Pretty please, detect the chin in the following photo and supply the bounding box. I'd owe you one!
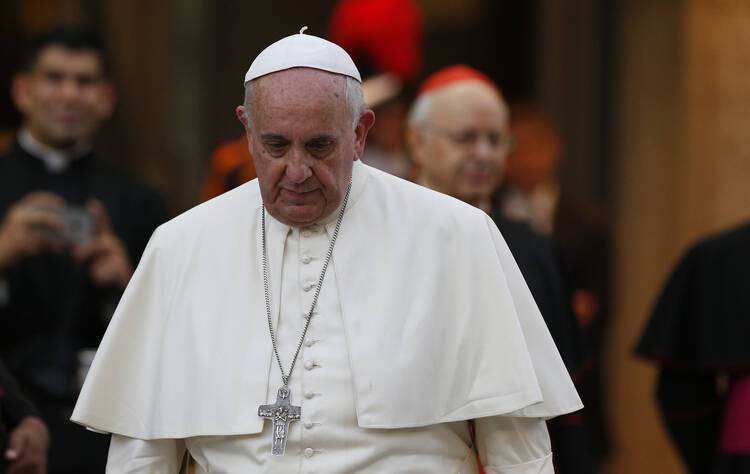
[46,129,87,147]
[278,207,324,226]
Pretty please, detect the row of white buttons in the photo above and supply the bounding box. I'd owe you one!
[301,226,320,238]
[300,224,324,463]
[300,221,321,459]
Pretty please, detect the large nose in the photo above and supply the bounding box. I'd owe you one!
[60,77,82,103]
[474,134,495,162]
[285,149,313,183]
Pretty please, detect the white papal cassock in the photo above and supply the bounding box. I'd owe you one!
[72,160,582,473]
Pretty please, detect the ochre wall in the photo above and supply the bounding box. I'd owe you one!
[607,1,750,473]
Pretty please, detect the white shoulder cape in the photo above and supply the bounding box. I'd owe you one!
[72,161,581,439]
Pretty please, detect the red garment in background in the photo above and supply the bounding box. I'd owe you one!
[329,0,423,81]
[201,137,256,201]
[720,373,750,453]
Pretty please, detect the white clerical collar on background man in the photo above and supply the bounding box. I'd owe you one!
[18,128,91,174]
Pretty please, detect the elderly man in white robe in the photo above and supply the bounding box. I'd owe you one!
[71,29,581,473]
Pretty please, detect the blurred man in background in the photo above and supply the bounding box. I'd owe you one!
[637,221,750,474]
[496,104,611,468]
[200,136,256,201]
[0,27,166,473]
[407,65,593,473]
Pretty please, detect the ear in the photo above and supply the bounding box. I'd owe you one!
[236,105,255,151]
[10,73,31,114]
[406,125,429,168]
[236,105,250,130]
[352,109,375,161]
[95,81,117,120]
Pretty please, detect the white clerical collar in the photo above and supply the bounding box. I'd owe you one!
[263,159,368,236]
[18,128,92,174]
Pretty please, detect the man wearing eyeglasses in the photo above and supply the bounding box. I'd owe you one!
[407,65,594,474]
[406,65,513,214]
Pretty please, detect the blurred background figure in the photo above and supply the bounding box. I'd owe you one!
[636,221,750,474]
[496,103,611,469]
[329,0,422,180]
[1,358,48,474]
[407,64,593,474]
[0,27,166,473]
[200,135,256,201]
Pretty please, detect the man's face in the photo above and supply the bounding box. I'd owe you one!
[12,45,114,148]
[410,83,510,206]
[237,68,373,226]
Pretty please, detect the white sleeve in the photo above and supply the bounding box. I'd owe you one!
[474,416,553,474]
[106,434,187,474]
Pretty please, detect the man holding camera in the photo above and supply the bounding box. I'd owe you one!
[0,27,165,473]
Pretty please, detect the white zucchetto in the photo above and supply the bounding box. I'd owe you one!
[244,27,362,84]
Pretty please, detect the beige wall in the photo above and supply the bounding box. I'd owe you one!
[607,0,750,472]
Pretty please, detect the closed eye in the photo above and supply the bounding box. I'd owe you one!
[306,138,336,156]
[262,137,290,156]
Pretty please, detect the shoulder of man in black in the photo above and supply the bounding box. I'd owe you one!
[636,219,750,367]
[491,211,583,375]
[88,156,167,256]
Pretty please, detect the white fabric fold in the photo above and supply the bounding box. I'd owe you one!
[72,161,581,439]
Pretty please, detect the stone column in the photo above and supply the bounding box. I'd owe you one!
[608,1,750,472]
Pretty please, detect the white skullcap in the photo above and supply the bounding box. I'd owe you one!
[244,26,361,84]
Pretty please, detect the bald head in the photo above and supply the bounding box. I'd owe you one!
[242,68,365,131]
[407,80,511,212]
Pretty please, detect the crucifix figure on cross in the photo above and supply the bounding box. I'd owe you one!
[258,385,302,455]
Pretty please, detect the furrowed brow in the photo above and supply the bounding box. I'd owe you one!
[307,135,336,143]
[260,134,288,141]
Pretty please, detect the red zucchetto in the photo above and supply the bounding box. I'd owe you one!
[417,64,502,98]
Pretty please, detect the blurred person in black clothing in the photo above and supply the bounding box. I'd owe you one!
[0,27,166,473]
[407,65,593,474]
[496,104,612,469]
[1,359,48,474]
[637,221,750,474]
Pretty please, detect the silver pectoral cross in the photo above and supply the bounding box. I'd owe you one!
[258,386,301,456]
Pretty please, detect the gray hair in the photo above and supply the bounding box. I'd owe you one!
[243,75,365,131]
[406,92,434,131]
[406,86,510,131]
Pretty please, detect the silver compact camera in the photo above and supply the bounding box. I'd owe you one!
[39,206,96,244]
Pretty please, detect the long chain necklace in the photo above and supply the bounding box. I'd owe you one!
[257,181,351,456]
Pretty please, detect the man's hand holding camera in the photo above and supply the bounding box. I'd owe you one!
[0,192,66,271]
[0,193,132,289]
[72,200,133,290]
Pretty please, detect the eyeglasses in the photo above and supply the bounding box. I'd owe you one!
[432,129,514,152]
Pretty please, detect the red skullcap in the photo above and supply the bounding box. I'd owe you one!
[329,0,423,81]
[417,65,503,98]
